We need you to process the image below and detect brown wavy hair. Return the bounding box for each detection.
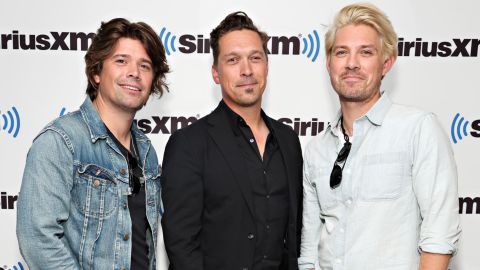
[85,18,169,100]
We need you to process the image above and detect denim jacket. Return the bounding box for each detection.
[17,97,162,270]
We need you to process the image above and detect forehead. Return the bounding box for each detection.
[110,37,150,59]
[334,24,380,48]
[218,29,264,54]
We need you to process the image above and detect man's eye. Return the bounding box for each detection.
[140,64,152,71]
[335,50,347,56]
[361,50,373,55]
[251,56,263,62]
[115,59,126,64]
[227,58,238,63]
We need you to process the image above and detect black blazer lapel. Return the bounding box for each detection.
[206,106,256,219]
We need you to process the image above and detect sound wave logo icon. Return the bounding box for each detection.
[301,30,320,62]
[0,261,25,270]
[9,261,24,270]
[59,107,67,116]
[451,113,469,144]
[159,27,177,56]
[0,106,20,138]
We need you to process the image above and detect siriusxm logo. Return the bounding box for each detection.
[159,27,321,62]
[135,115,325,136]
[450,113,480,143]
[459,197,480,214]
[398,38,480,57]
[1,30,94,51]
[0,106,21,138]
[0,192,18,210]
[0,261,24,270]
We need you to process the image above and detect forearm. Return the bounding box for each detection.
[419,252,451,270]
[17,231,80,270]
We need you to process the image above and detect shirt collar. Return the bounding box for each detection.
[327,91,393,135]
[364,91,392,126]
[219,100,275,137]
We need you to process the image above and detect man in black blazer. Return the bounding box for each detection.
[161,11,303,270]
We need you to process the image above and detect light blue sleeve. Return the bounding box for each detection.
[16,129,81,269]
[412,113,461,255]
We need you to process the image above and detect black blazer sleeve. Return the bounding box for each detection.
[161,130,204,270]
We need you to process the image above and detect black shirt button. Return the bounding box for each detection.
[247,233,255,240]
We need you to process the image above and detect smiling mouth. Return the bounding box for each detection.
[119,84,141,91]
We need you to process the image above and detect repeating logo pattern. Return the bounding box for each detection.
[59,107,67,116]
[158,27,321,62]
[0,106,21,138]
[301,30,321,62]
[159,27,177,56]
[451,113,469,144]
[0,261,25,270]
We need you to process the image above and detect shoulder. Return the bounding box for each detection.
[32,110,86,153]
[268,117,299,140]
[386,103,432,123]
[170,114,209,140]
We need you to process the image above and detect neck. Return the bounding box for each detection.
[224,99,264,131]
[93,98,135,149]
[339,91,381,136]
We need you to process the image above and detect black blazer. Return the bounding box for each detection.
[161,103,303,270]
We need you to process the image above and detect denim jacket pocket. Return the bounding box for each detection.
[73,163,119,218]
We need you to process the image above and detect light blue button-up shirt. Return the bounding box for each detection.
[298,93,461,270]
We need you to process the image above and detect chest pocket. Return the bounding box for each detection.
[72,164,118,218]
[358,152,410,201]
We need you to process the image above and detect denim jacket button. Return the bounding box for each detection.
[120,168,127,175]
[93,179,100,187]
[123,203,128,209]
[123,234,129,241]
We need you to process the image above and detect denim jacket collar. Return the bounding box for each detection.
[79,97,150,144]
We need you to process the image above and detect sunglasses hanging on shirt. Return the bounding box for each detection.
[330,116,351,189]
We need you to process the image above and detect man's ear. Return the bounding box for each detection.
[212,64,220,84]
[382,54,395,76]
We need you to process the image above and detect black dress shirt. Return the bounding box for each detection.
[221,101,289,270]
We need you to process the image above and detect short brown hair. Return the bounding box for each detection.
[85,18,169,100]
[210,11,269,66]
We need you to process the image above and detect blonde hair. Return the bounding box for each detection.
[325,3,397,61]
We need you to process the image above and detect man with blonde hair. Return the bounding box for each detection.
[299,3,460,270]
